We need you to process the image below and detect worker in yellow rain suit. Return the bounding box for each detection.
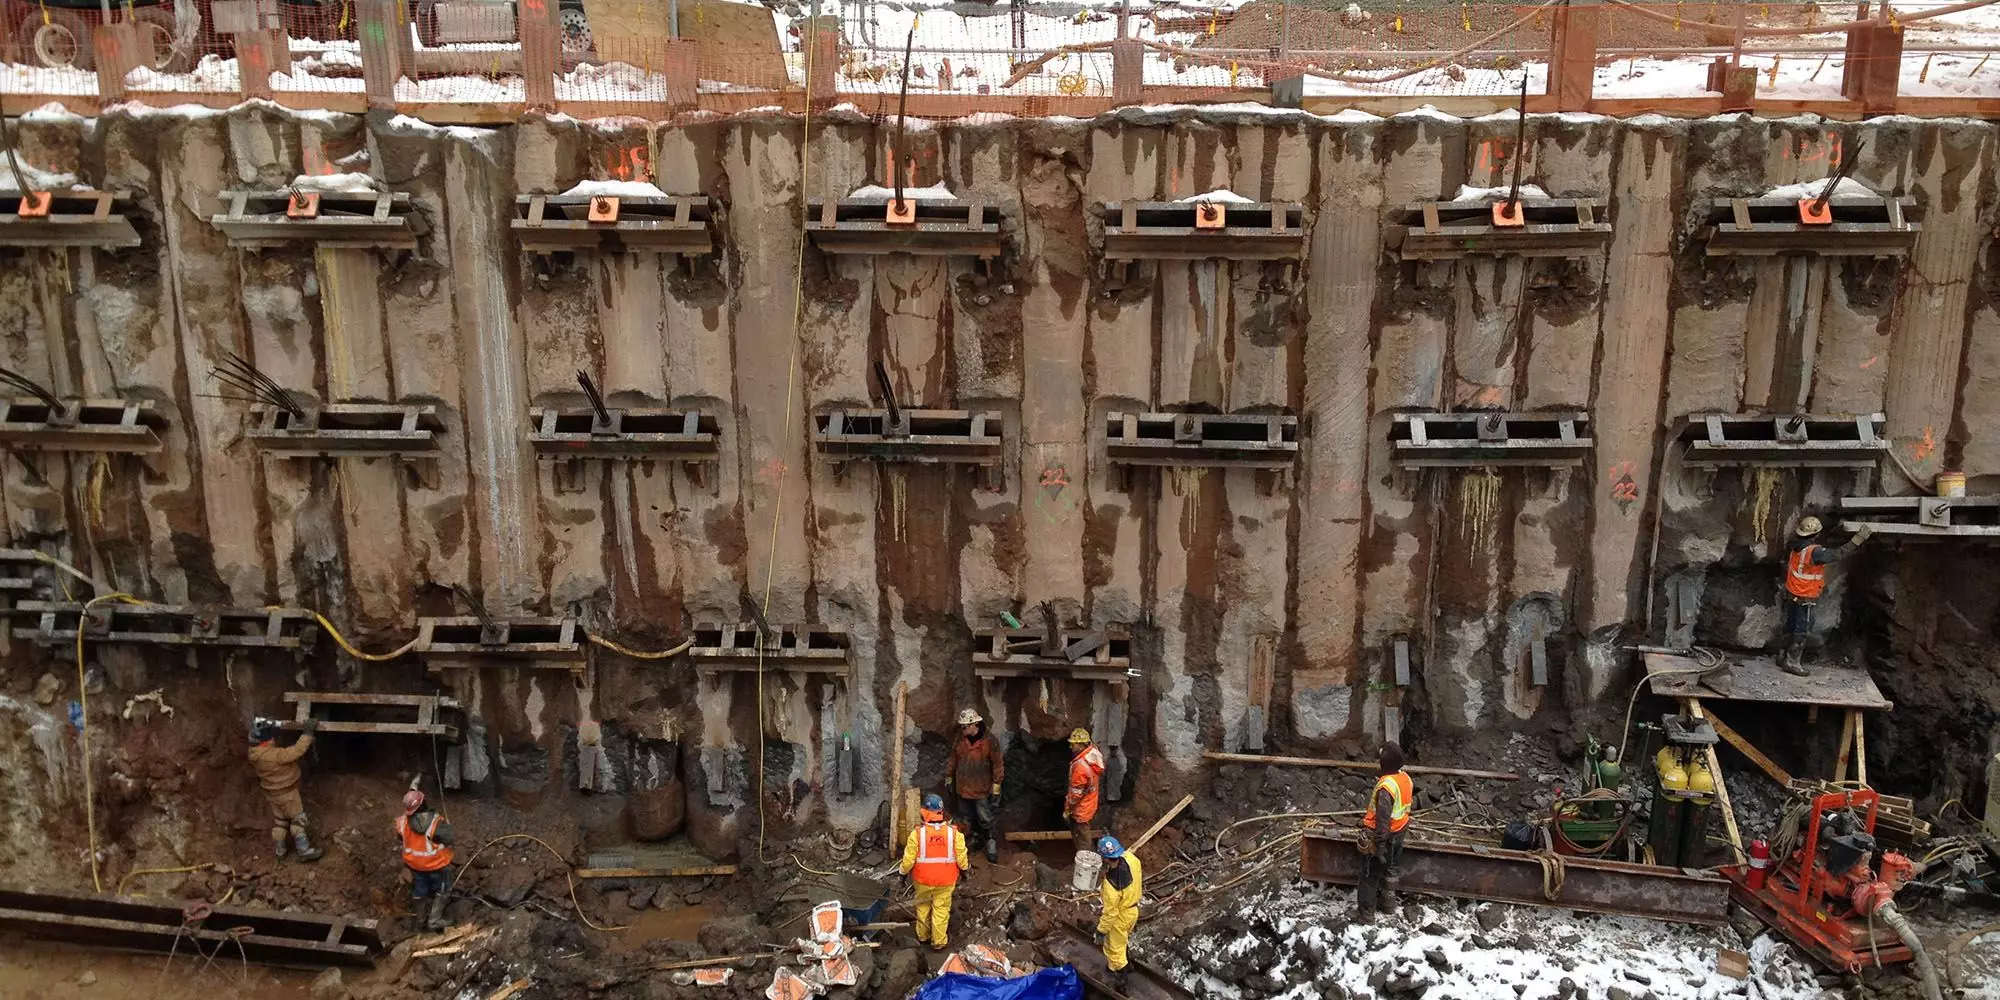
[1094,834,1143,989]
[899,793,969,951]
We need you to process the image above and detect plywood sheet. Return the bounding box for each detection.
[1643,651,1891,710]
[579,0,786,89]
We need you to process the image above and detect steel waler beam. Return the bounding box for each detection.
[1298,831,1732,926]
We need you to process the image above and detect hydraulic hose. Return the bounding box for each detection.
[1875,901,1944,1000]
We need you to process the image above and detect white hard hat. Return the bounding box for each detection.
[1796,515,1823,537]
[956,708,982,726]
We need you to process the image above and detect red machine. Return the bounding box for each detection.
[1721,790,1920,972]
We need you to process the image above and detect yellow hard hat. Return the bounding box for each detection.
[1068,728,1092,744]
[1796,515,1823,537]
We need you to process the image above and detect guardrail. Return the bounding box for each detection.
[0,1,1996,123]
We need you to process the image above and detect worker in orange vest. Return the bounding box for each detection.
[1355,741,1412,922]
[898,793,969,950]
[1063,728,1106,852]
[397,784,456,931]
[1780,515,1872,676]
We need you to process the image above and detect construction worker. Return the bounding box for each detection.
[1355,741,1412,922]
[898,793,969,951]
[1063,728,1106,852]
[398,785,455,931]
[1780,515,1873,676]
[247,717,324,862]
[1094,835,1143,990]
[946,707,1004,863]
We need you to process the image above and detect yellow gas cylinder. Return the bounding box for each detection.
[1655,747,1689,795]
[1686,756,1716,797]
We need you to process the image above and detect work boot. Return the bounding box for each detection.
[1780,637,1810,677]
[1352,902,1376,924]
[271,828,289,860]
[1109,970,1130,993]
[985,839,998,864]
[292,829,325,862]
[1379,890,1399,918]
[426,895,448,932]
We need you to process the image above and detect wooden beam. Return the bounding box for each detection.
[573,865,737,878]
[1003,831,1072,842]
[1682,700,1746,865]
[517,0,559,110]
[1202,751,1518,781]
[1698,704,1794,787]
[1851,710,1867,787]
[1835,709,1857,784]
[1126,794,1194,853]
[887,683,905,848]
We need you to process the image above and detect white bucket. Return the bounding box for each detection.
[1072,850,1102,891]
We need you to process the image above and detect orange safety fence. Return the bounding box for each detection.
[0,0,1996,117]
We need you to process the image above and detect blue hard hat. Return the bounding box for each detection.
[1097,835,1125,859]
[923,793,945,812]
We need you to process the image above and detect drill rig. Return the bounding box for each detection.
[1722,789,1942,1000]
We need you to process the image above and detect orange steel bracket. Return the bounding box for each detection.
[1492,200,1525,227]
[18,191,52,218]
[884,198,917,225]
[286,191,321,219]
[1797,199,1833,225]
[1195,202,1226,229]
[588,196,621,223]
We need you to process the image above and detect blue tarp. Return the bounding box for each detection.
[910,966,1084,1000]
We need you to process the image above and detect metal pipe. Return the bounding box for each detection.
[891,23,915,209]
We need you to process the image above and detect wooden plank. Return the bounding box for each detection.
[1698,704,1794,787]
[1202,751,1517,780]
[1003,831,1074,842]
[1682,700,1746,865]
[1836,710,1856,784]
[887,683,906,848]
[1853,712,1868,787]
[1126,794,1195,853]
[283,692,458,708]
[573,865,738,878]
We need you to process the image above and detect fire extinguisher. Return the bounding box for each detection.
[1747,838,1771,890]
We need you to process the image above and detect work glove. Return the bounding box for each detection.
[1355,828,1377,857]
[1062,808,1073,822]
[990,782,1002,800]
[301,718,319,735]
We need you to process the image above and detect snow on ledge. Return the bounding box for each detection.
[290,172,381,194]
[561,179,673,199]
[0,161,81,194]
[846,182,958,202]
[1452,183,1552,202]
[1761,177,1877,201]
[1177,188,1254,204]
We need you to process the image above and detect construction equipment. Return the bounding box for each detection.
[1644,714,1718,868]
[1550,734,1633,856]
[1720,789,1942,997]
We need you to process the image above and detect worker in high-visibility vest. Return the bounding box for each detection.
[1779,515,1872,677]
[1063,728,1106,852]
[1355,741,1412,922]
[898,793,969,950]
[1094,835,1143,990]
[397,784,456,931]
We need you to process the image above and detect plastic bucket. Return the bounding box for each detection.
[1938,471,1967,498]
[1072,850,1102,891]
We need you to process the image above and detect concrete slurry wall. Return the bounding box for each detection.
[0,103,1995,849]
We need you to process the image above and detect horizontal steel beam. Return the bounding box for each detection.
[1040,923,1196,1000]
[0,888,379,968]
[1298,832,1732,926]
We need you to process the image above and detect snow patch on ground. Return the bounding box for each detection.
[561,179,672,199]
[847,182,957,201]
[1150,880,1827,1000]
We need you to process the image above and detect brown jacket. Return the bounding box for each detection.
[249,734,313,796]
[947,731,1004,799]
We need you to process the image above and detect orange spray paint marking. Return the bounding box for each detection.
[1912,428,1936,462]
[1859,355,1879,369]
[1607,460,1640,514]
[756,457,787,484]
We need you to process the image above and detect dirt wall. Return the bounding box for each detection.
[2,103,1997,868]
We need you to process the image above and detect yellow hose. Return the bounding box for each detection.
[444,832,626,932]
[585,633,692,660]
[303,611,420,661]
[117,862,218,896]
[77,592,148,892]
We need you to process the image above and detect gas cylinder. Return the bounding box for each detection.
[1655,747,1688,792]
[1747,838,1771,890]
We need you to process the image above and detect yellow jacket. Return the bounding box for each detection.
[1098,853,1143,932]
